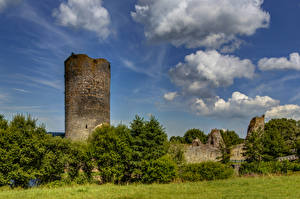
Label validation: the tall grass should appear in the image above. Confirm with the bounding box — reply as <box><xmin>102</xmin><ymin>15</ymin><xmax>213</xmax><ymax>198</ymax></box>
<box><xmin>0</xmin><ymin>173</ymin><xmax>300</xmax><ymax>199</ymax></box>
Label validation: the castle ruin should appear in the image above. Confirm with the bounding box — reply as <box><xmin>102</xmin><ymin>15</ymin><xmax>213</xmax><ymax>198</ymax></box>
<box><xmin>184</xmin><ymin>115</ymin><xmax>265</xmax><ymax>163</ymax></box>
<box><xmin>65</xmin><ymin>54</ymin><xmax>110</xmax><ymax>140</ymax></box>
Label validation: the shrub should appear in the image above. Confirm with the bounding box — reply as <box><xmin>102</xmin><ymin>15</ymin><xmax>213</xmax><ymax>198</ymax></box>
<box><xmin>239</xmin><ymin>161</ymin><xmax>300</xmax><ymax>175</ymax></box>
<box><xmin>89</xmin><ymin>124</ymin><xmax>132</xmax><ymax>184</ymax></box>
<box><xmin>141</xmin><ymin>156</ymin><xmax>177</xmax><ymax>184</ymax></box>
<box><xmin>168</xmin><ymin>143</ymin><xmax>185</xmax><ymax>165</ymax></box>
<box><xmin>180</xmin><ymin>162</ymin><xmax>233</xmax><ymax>181</ymax></box>
<box><xmin>0</xmin><ymin>115</ymin><xmax>93</xmax><ymax>188</ymax></box>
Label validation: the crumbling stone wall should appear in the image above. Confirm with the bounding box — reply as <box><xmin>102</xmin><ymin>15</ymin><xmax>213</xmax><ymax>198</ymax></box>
<box><xmin>230</xmin><ymin>144</ymin><xmax>246</xmax><ymax>161</ymax></box>
<box><xmin>207</xmin><ymin>129</ymin><xmax>225</xmax><ymax>148</ymax></box>
<box><xmin>246</xmin><ymin>115</ymin><xmax>265</xmax><ymax>138</ymax></box>
<box><xmin>184</xmin><ymin>129</ymin><xmax>224</xmax><ymax>163</ymax></box>
<box><xmin>65</xmin><ymin>54</ymin><xmax>110</xmax><ymax>140</ymax></box>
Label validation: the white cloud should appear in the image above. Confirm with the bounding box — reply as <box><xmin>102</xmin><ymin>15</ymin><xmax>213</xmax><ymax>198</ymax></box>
<box><xmin>164</xmin><ymin>92</ymin><xmax>178</xmax><ymax>101</ymax></box>
<box><xmin>258</xmin><ymin>52</ymin><xmax>300</xmax><ymax>71</ymax></box>
<box><xmin>0</xmin><ymin>0</ymin><xmax>21</xmax><ymax>12</ymax></box>
<box><xmin>192</xmin><ymin>91</ymin><xmax>279</xmax><ymax>118</ymax></box>
<box><xmin>169</xmin><ymin>50</ymin><xmax>255</xmax><ymax>97</ymax></box>
<box><xmin>131</xmin><ymin>0</ymin><xmax>269</xmax><ymax>49</ymax></box>
<box><xmin>53</xmin><ymin>0</ymin><xmax>111</xmax><ymax>39</ymax></box>
<box><xmin>13</xmin><ymin>88</ymin><xmax>30</xmax><ymax>93</ymax></box>
<box><xmin>265</xmin><ymin>104</ymin><xmax>300</xmax><ymax>120</ymax></box>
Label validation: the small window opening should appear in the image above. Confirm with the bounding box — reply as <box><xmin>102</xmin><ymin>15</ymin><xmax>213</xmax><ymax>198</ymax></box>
<box><xmin>86</xmin><ymin>124</ymin><xmax>88</xmax><ymax>129</ymax></box>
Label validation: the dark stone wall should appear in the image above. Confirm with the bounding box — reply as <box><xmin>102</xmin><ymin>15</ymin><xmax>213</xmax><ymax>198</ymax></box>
<box><xmin>65</xmin><ymin>54</ymin><xmax>110</xmax><ymax>140</ymax></box>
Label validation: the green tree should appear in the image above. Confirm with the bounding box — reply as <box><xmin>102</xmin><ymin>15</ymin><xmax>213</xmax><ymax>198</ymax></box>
<box><xmin>183</xmin><ymin>128</ymin><xmax>207</xmax><ymax>144</ymax></box>
<box><xmin>0</xmin><ymin>115</ymin><xmax>8</xmax><ymax>130</ymax></box>
<box><xmin>169</xmin><ymin>136</ymin><xmax>184</xmax><ymax>143</ymax></box>
<box><xmin>0</xmin><ymin>115</ymin><xmax>48</xmax><ymax>187</ymax></box>
<box><xmin>130</xmin><ymin>115</ymin><xmax>168</xmax><ymax>181</ymax></box>
<box><xmin>130</xmin><ymin>115</ymin><xmax>168</xmax><ymax>162</ymax></box>
<box><xmin>89</xmin><ymin>124</ymin><xmax>132</xmax><ymax>183</ymax></box>
<box><xmin>243</xmin><ymin>130</ymin><xmax>264</xmax><ymax>162</ymax></box>
<box><xmin>263</xmin><ymin>118</ymin><xmax>300</xmax><ymax>160</ymax></box>
<box><xmin>220</xmin><ymin>130</ymin><xmax>244</xmax><ymax>148</ymax></box>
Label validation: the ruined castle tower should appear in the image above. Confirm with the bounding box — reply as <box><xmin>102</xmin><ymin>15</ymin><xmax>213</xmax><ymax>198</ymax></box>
<box><xmin>246</xmin><ymin>115</ymin><xmax>265</xmax><ymax>139</ymax></box>
<box><xmin>65</xmin><ymin>54</ymin><xmax>110</xmax><ymax>140</ymax></box>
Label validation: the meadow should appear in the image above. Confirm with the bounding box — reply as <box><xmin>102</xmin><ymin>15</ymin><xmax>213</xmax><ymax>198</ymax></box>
<box><xmin>1</xmin><ymin>173</ymin><xmax>300</xmax><ymax>199</ymax></box>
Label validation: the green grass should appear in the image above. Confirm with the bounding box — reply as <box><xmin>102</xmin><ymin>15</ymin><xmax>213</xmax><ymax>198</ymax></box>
<box><xmin>1</xmin><ymin>173</ymin><xmax>300</xmax><ymax>199</ymax></box>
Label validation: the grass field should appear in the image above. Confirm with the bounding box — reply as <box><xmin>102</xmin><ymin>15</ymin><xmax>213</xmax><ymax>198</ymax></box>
<box><xmin>1</xmin><ymin>173</ymin><xmax>300</xmax><ymax>199</ymax></box>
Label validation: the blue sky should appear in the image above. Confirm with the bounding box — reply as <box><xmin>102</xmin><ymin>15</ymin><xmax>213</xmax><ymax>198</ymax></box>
<box><xmin>0</xmin><ymin>0</ymin><xmax>300</xmax><ymax>138</ymax></box>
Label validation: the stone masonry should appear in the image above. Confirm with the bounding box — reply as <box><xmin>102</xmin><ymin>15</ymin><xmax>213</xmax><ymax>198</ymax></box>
<box><xmin>65</xmin><ymin>54</ymin><xmax>110</xmax><ymax>140</ymax></box>
<box><xmin>184</xmin><ymin>129</ymin><xmax>224</xmax><ymax>163</ymax></box>
<box><xmin>246</xmin><ymin>115</ymin><xmax>265</xmax><ymax>138</ymax></box>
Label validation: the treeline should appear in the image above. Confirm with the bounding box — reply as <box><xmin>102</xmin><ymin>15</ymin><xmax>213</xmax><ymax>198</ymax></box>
<box><xmin>0</xmin><ymin>115</ymin><xmax>234</xmax><ymax>188</ymax></box>
<box><xmin>169</xmin><ymin>128</ymin><xmax>243</xmax><ymax>147</ymax></box>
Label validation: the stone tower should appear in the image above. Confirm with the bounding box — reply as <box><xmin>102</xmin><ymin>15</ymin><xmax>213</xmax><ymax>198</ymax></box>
<box><xmin>65</xmin><ymin>54</ymin><xmax>110</xmax><ymax>140</ymax></box>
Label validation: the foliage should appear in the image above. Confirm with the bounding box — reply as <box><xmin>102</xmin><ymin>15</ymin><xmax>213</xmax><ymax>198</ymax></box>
<box><xmin>297</xmin><ymin>139</ymin><xmax>300</xmax><ymax>157</ymax></box>
<box><xmin>239</xmin><ymin>161</ymin><xmax>300</xmax><ymax>175</ymax></box>
<box><xmin>130</xmin><ymin>115</ymin><xmax>168</xmax><ymax>161</ymax></box>
<box><xmin>183</xmin><ymin>128</ymin><xmax>207</xmax><ymax>144</ymax></box>
<box><xmin>180</xmin><ymin>162</ymin><xmax>233</xmax><ymax>181</ymax></box>
<box><xmin>262</xmin><ymin>118</ymin><xmax>300</xmax><ymax>161</ymax></box>
<box><xmin>0</xmin><ymin>115</ymin><xmax>92</xmax><ymax>188</ymax></box>
<box><xmin>169</xmin><ymin>136</ymin><xmax>185</xmax><ymax>144</ymax></box>
<box><xmin>129</xmin><ymin>115</ymin><xmax>169</xmax><ymax>182</ymax></box>
<box><xmin>140</xmin><ymin>155</ymin><xmax>177</xmax><ymax>184</ymax></box>
<box><xmin>218</xmin><ymin>130</ymin><xmax>243</xmax><ymax>163</ymax></box>
<box><xmin>168</xmin><ymin>143</ymin><xmax>185</xmax><ymax>165</ymax></box>
<box><xmin>0</xmin><ymin>115</ymin><xmax>49</xmax><ymax>187</ymax></box>
<box><xmin>0</xmin><ymin>115</ymin><xmax>8</xmax><ymax>130</ymax></box>
<box><xmin>244</xmin><ymin>118</ymin><xmax>300</xmax><ymax>163</ymax></box>
<box><xmin>220</xmin><ymin>130</ymin><xmax>244</xmax><ymax>148</ymax></box>
<box><xmin>89</xmin><ymin>124</ymin><xmax>132</xmax><ymax>184</ymax></box>
<box><xmin>218</xmin><ymin>144</ymin><xmax>231</xmax><ymax>164</ymax></box>
<box><xmin>243</xmin><ymin>130</ymin><xmax>264</xmax><ymax>162</ymax></box>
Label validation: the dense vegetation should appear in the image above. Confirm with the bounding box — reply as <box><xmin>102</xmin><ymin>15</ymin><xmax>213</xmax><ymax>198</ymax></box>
<box><xmin>1</xmin><ymin>113</ymin><xmax>300</xmax><ymax>189</ymax></box>
<box><xmin>244</xmin><ymin>118</ymin><xmax>300</xmax><ymax>162</ymax></box>
<box><xmin>242</xmin><ymin>118</ymin><xmax>300</xmax><ymax>174</ymax></box>
<box><xmin>0</xmin><ymin>115</ymin><xmax>92</xmax><ymax>188</ymax></box>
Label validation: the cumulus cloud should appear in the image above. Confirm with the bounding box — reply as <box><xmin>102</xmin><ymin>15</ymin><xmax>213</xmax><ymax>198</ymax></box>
<box><xmin>169</xmin><ymin>50</ymin><xmax>255</xmax><ymax>97</ymax></box>
<box><xmin>265</xmin><ymin>104</ymin><xmax>300</xmax><ymax>120</ymax></box>
<box><xmin>164</xmin><ymin>92</ymin><xmax>178</xmax><ymax>101</ymax></box>
<box><xmin>0</xmin><ymin>0</ymin><xmax>21</xmax><ymax>12</ymax></box>
<box><xmin>258</xmin><ymin>52</ymin><xmax>300</xmax><ymax>71</ymax></box>
<box><xmin>131</xmin><ymin>0</ymin><xmax>270</xmax><ymax>49</ymax></box>
<box><xmin>192</xmin><ymin>91</ymin><xmax>280</xmax><ymax>118</ymax></box>
<box><xmin>53</xmin><ymin>0</ymin><xmax>111</xmax><ymax>39</ymax></box>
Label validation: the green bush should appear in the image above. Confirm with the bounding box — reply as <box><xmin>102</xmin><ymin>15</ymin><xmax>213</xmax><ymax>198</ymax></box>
<box><xmin>168</xmin><ymin>143</ymin><xmax>185</xmax><ymax>165</ymax></box>
<box><xmin>89</xmin><ymin>124</ymin><xmax>132</xmax><ymax>184</ymax></box>
<box><xmin>239</xmin><ymin>161</ymin><xmax>300</xmax><ymax>175</ymax></box>
<box><xmin>141</xmin><ymin>156</ymin><xmax>177</xmax><ymax>183</ymax></box>
<box><xmin>0</xmin><ymin>115</ymin><xmax>92</xmax><ymax>188</ymax></box>
<box><xmin>180</xmin><ymin>162</ymin><xmax>233</xmax><ymax>181</ymax></box>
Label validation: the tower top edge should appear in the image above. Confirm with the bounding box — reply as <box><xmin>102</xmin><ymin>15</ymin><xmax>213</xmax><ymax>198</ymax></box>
<box><xmin>64</xmin><ymin>53</ymin><xmax>110</xmax><ymax>64</ymax></box>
